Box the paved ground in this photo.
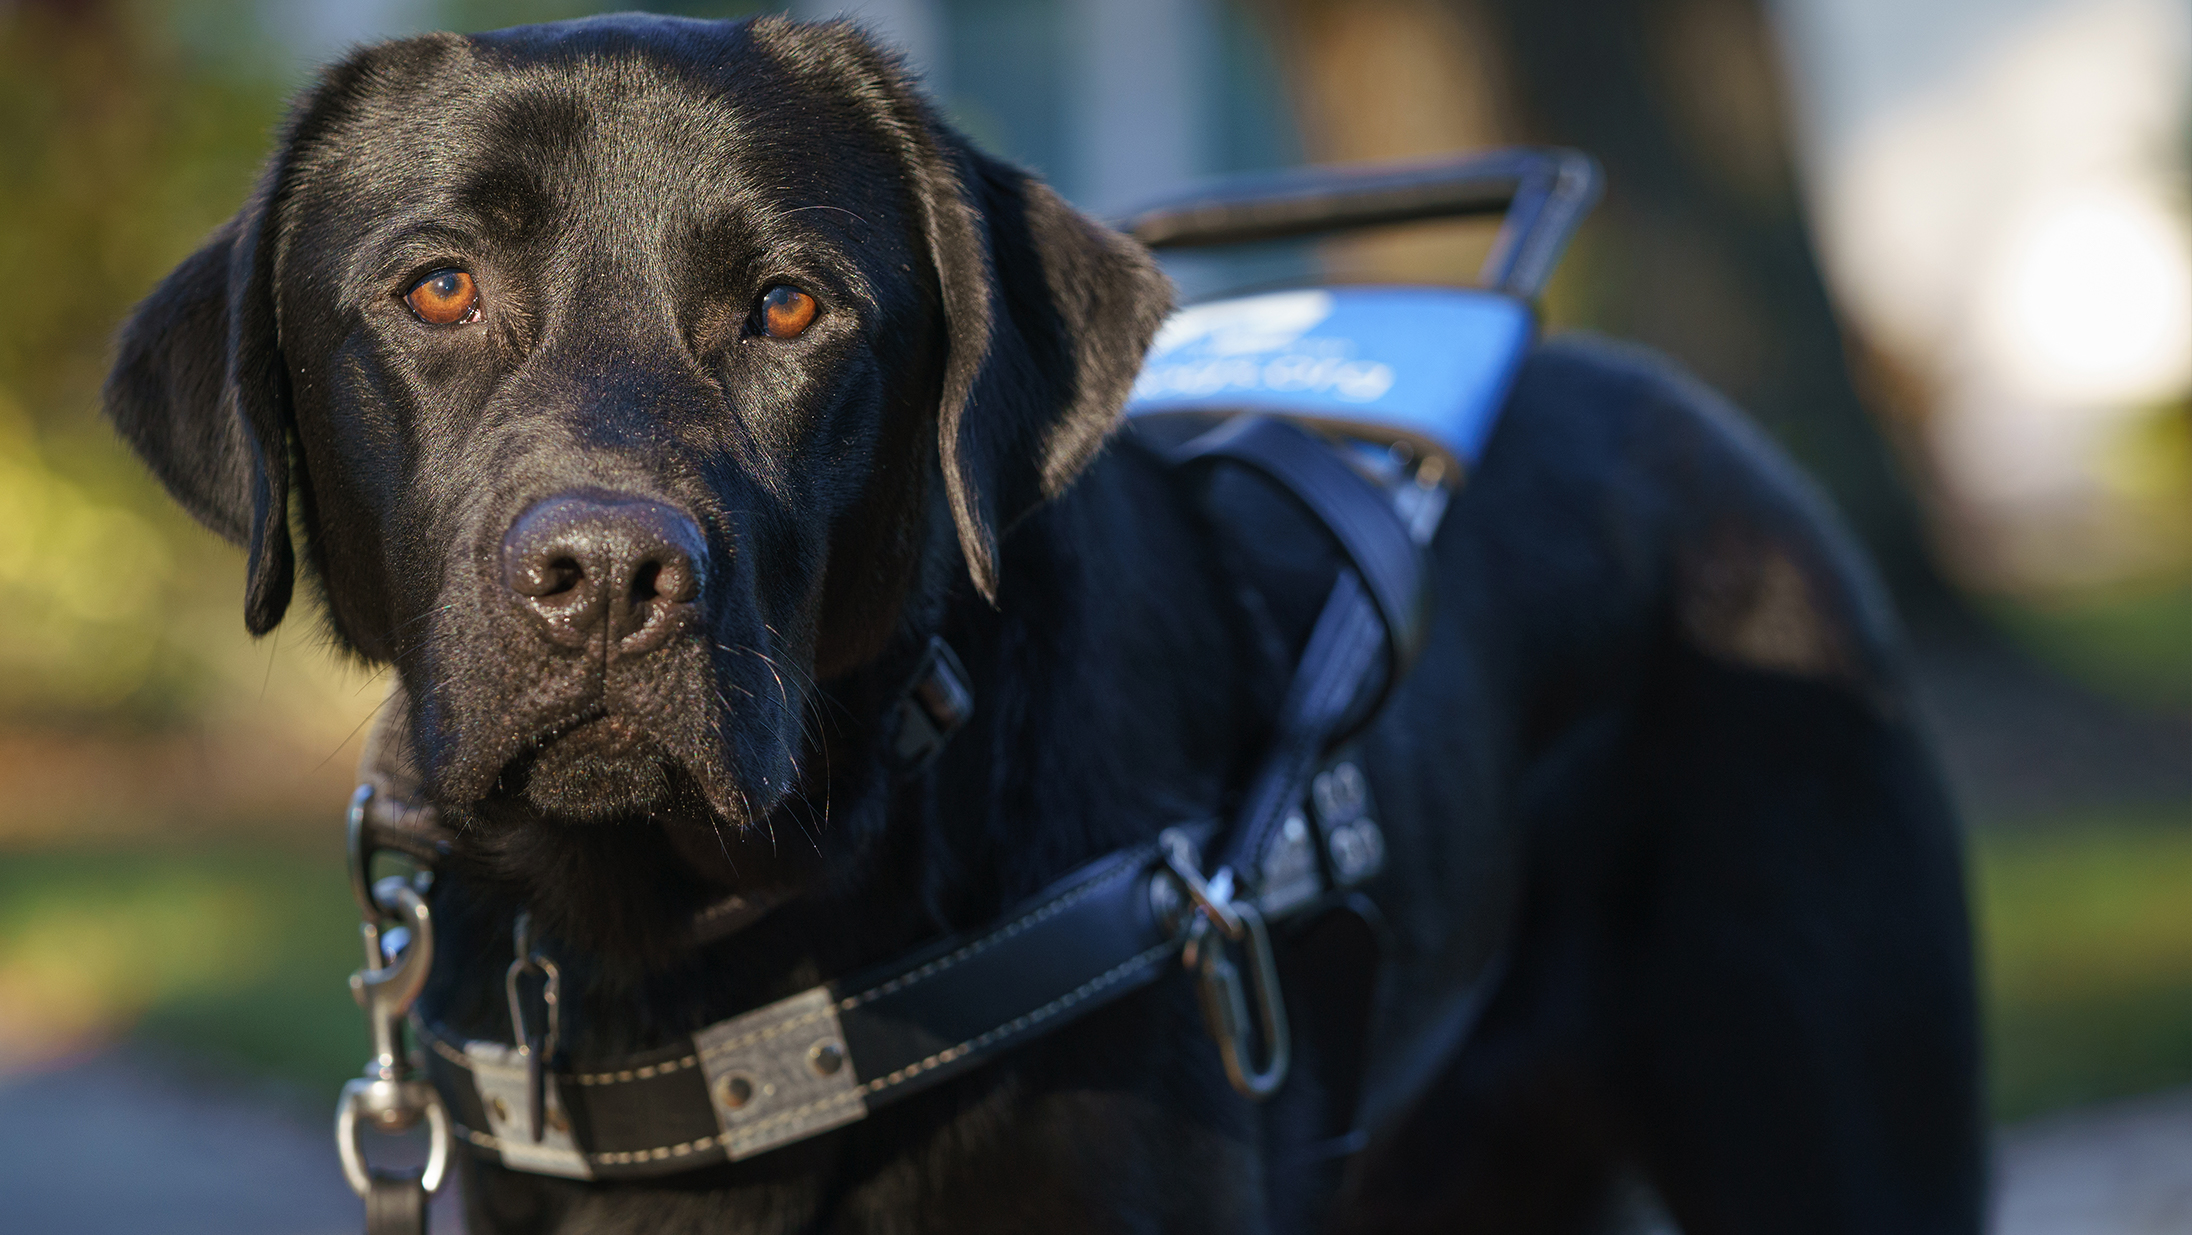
[1994,1085,2192,1235]
[1,1050,2185,1232]
[0,1050,461,1235]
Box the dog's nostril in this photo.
[650,557,699,605]
[515,555,585,599]
[543,556,585,597]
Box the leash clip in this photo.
[1160,830,1291,1100]
[339,785,454,1228]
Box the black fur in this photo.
[105,15,1983,1234]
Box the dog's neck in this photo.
[901,434,1273,910]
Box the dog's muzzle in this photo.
[501,491,706,660]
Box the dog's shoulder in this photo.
[1468,332,1905,698]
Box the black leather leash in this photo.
[332,413,1441,1225]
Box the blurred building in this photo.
[1778,0,2192,591]
[791,0,1297,217]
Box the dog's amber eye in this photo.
[406,269,479,325]
[759,285,818,339]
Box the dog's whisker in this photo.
[310,690,394,773]
[384,603,452,642]
[709,812,736,870]
[257,621,282,704]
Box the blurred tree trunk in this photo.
[1256,0,1968,630]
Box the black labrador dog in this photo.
[104,14,1983,1234]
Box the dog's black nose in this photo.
[502,493,705,656]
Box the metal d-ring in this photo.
[1161,828,1291,1101]
[1188,900,1291,1100]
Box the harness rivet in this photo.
[716,1073,755,1110]
[489,1095,510,1123]
[808,1041,845,1076]
[1312,763,1367,824]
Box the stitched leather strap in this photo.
[1171,416,1432,897]
[424,844,1180,1179]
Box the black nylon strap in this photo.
[364,1177,428,1235]
[1214,572,1389,882]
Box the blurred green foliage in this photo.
[1992,579,2192,713]
[0,9,275,424]
[0,5,289,726]
[0,842,364,1091]
[1974,808,2192,1121]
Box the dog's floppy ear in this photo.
[920,148,1174,600]
[757,19,1171,599]
[104,128,298,635]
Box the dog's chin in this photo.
[485,712,781,831]
[438,713,824,963]
[520,718,681,822]
[465,734,732,966]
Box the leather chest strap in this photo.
[1169,415,1433,899]
[421,843,1179,1180]
[1171,414,1429,672]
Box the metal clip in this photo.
[505,911,562,1143]
[1159,829,1290,1100]
[338,785,454,1217]
[1161,829,1243,940]
[892,636,974,772]
[1186,903,1291,1100]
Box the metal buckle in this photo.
[338,785,454,1211]
[891,635,974,772]
[504,911,563,1143]
[1160,830,1291,1099]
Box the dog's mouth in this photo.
[479,706,712,826]
[412,585,814,848]
[425,687,827,962]
[515,711,659,820]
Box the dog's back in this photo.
[1319,334,1981,1231]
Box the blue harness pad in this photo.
[1125,286,1535,467]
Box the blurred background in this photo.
[0,0,2185,1230]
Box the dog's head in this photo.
[106,16,1169,874]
